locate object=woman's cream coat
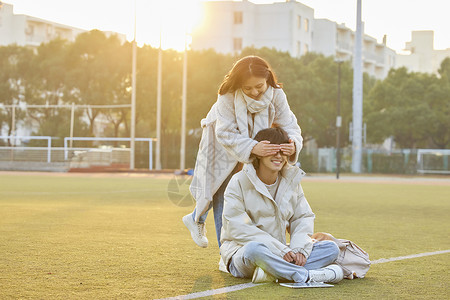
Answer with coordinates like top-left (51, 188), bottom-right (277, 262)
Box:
top-left (189, 88), bottom-right (303, 222)
top-left (220, 163), bottom-right (315, 269)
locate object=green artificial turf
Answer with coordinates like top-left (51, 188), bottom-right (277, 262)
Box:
top-left (0, 173), bottom-right (448, 299)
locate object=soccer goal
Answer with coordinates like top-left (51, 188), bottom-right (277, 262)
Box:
top-left (0, 103), bottom-right (156, 171)
top-left (64, 137), bottom-right (156, 170)
top-left (416, 149), bottom-right (450, 174)
top-left (0, 135), bottom-right (156, 171)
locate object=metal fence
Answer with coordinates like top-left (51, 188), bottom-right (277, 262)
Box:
top-left (300, 148), bottom-right (450, 175)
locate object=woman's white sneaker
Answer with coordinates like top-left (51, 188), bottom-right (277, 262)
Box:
top-left (182, 214), bottom-right (208, 248)
top-left (308, 264), bottom-right (344, 283)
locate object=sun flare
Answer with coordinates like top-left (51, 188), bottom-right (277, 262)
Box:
top-left (135, 0), bottom-right (203, 50)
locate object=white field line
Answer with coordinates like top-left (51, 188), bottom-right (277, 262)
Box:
top-left (0, 189), bottom-right (155, 195)
top-left (370, 249), bottom-right (450, 264)
top-left (159, 249), bottom-right (450, 300)
top-left (159, 283), bottom-right (263, 300)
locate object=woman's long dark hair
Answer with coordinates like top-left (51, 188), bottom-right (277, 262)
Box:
top-left (218, 56), bottom-right (282, 95)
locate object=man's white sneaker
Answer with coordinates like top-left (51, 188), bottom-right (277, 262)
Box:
top-left (182, 214), bottom-right (208, 248)
top-left (308, 264), bottom-right (344, 283)
top-left (252, 267), bottom-right (276, 283)
top-left (218, 257), bottom-right (229, 273)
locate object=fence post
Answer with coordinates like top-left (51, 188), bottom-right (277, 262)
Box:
top-left (403, 149), bottom-right (410, 172)
top-left (47, 137), bottom-right (51, 163)
top-left (70, 103), bottom-right (75, 148)
top-left (367, 149), bottom-right (373, 173)
top-left (149, 140), bottom-right (153, 170)
top-left (64, 137), bottom-right (68, 160)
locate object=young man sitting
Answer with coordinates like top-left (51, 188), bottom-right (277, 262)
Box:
top-left (220, 127), bottom-right (344, 283)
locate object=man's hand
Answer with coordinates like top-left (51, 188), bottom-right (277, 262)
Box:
top-left (280, 139), bottom-right (296, 157)
top-left (283, 251), bottom-right (306, 267)
top-left (251, 141), bottom-right (281, 156)
top-left (293, 253), bottom-right (306, 266)
top-left (283, 251), bottom-right (296, 263)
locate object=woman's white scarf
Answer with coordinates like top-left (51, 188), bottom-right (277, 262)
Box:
top-left (234, 86), bottom-right (274, 138)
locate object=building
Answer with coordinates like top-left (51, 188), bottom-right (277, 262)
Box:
top-left (0, 2), bottom-right (126, 47)
top-left (0, 2), bottom-right (127, 139)
top-left (192, 0), bottom-right (314, 57)
top-left (192, 0), bottom-right (395, 79)
top-left (396, 31), bottom-right (450, 75)
top-left (313, 19), bottom-right (396, 79)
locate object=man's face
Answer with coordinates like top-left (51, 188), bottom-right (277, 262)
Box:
top-left (258, 149), bottom-right (287, 173)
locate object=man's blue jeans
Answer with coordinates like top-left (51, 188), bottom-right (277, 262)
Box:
top-left (228, 240), bottom-right (340, 282)
top-left (191, 173), bottom-right (232, 248)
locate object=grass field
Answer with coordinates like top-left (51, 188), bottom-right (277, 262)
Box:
top-left (0, 172), bottom-right (449, 299)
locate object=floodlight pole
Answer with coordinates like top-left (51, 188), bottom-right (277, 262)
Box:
top-left (155, 29), bottom-right (162, 170)
top-left (352, 0), bottom-right (363, 173)
top-left (130, 0), bottom-right (137, 170)
top-left (180, 34), bottom-right (188, 171)
top-left (335, 60), bottom-right (343, 179)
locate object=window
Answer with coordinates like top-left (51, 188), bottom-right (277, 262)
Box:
top-left (234, 11), bottom-right (243, 24)
top-left (233, 38), bottom-right (242, 51)
top-left (304, 43), bottom-right (309, 54)
top-left (304, 18), bottom-right (309, 32)
top-left (25, 25), bottom-right (34, 36)
top-left (297, 15), bottom-right (301, 29)
top-left (297, 41), bottom-right (301, 57)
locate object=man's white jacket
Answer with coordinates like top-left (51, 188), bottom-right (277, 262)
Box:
top-left (220, 163), bottom-right (315, 270)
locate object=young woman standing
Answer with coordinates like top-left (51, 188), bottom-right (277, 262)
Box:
top-left (183, 56), bottom-right (303, 252)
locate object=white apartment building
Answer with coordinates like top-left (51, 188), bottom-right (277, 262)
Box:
top-left (0, 3), bottom-right (126, 47)
top-left (313, 19), bottom-right (396, 79)
top-left (0, 3), bottom-right (86, 47)
top-left (192, 0), bottom-right (314, 57)
top-left (396, 31), bottom-right (450, 75)
top-left (192, 0), bottom-right (395, 79)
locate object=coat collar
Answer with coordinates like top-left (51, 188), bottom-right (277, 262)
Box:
top-left (242, 163), bottom-right (305, 202)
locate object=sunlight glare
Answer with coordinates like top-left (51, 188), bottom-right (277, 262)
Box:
top-left (135, 0), bottom-right (203, 50)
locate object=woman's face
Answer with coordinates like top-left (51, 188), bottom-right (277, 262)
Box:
top-left (242, 76), bottom-right (268, 100)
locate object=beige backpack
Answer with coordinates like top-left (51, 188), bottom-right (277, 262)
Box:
top-left (312, 232), bottom-right (371, 279)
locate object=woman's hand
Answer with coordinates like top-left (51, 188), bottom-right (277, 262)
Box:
top-left (251, 141), bottom-right (281, 156)
top-left (280, 139), bottom-right (296, 157)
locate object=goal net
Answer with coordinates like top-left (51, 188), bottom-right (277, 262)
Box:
top-left (417, 149), bottom-right (450, 174)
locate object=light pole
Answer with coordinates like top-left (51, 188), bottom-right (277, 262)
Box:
top-left (335, 59), bottom-right (343, 179)
top-left (352, 0), bottom-right (363, 173)
top-left (180, 33), bottom-right (188, 171)
top-left (130, 0), bottom-right (137, 170)
top-left (155, 28), bottom-right (162, 170)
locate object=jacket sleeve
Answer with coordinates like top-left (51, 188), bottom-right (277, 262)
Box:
top-left (288, 184), bottom-right (315, 259)
top-left (272, 89), bottom-right (303, 164)
top-left (215, 94), bottom-right (258, 164)
top-left (222, 177), bottom-right (292, 257)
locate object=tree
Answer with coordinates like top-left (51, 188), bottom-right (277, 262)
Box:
top-left (365, 67), bottom-right (437, 148)
top-left (65, 30), bottom-right (126, 136)
top-left (23, 39), bottom-right (72, 144)
top-left (0, 45), bottom-right (32, 145)
top-left (430, 57), bottom-right (450, 148)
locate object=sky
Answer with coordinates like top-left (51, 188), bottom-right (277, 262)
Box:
top-left (3, 0), bottom-right (450, 53)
